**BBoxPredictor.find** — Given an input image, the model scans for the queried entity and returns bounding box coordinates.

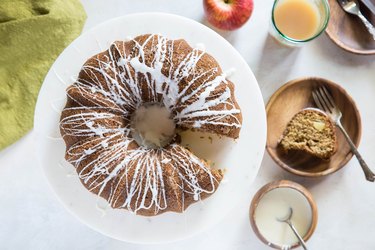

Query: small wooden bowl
[325,0,375,55]
[266,77,362,177]
[249,180,318,249]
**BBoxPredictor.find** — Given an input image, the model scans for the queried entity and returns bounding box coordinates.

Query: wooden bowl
[325,0,375,55]
[249,180,318,249]
[266,77,362,177]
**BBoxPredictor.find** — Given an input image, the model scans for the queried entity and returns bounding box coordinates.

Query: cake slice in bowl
[279,108,337,160]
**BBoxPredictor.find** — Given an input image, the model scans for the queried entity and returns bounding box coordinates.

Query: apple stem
[224,0,231,3]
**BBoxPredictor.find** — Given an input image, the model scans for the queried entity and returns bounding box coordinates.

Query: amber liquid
[274,0,320,40]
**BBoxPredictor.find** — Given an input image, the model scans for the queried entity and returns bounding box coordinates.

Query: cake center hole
[131,103,176,148]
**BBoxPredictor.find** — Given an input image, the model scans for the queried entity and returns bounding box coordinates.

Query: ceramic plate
[34,13,266,243]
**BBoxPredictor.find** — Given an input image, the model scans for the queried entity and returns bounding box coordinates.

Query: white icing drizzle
[47,135,63,140]
[60,34,241,215]
[94,36,103,51]
[50,98,66,115]
[195,43,206,51]
[224,67,236,78]
[96,197,110,217]
[73,44,83,55]
[53,68,69,86]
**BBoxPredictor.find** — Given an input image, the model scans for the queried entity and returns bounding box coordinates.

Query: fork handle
[336,122,375,182]
[357,11,375,41]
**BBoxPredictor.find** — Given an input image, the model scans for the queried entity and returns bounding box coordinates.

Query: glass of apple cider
[270,0,330,46]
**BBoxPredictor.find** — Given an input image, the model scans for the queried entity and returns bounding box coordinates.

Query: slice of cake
[279,108,337,159]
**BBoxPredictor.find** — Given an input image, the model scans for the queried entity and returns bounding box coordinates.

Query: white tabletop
[1,0,374,249]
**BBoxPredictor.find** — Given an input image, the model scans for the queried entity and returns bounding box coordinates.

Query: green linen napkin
[0,0,86,150]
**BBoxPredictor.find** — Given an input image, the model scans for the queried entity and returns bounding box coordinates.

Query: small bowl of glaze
[249,180,318,249]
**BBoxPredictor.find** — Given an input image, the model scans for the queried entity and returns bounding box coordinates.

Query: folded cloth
[0,0,86,150]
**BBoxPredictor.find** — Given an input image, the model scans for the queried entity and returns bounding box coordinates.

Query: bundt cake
[279,108,337,160]
[60,34,242,216]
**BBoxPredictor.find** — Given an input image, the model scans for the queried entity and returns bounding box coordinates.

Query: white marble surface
[1,0,374,249]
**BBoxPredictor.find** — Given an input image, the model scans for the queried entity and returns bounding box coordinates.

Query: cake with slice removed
[59,34,242,216]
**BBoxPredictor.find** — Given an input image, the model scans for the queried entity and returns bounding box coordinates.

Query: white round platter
[34,12,266,244]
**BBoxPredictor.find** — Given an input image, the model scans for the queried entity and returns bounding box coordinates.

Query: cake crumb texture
[279,109,337,159]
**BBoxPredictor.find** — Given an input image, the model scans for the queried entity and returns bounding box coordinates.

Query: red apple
[203,0,254,31]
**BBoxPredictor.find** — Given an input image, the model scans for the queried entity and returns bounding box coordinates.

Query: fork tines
[312,86,335,113]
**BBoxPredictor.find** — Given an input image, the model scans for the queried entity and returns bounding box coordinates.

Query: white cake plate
[34,12,266,244]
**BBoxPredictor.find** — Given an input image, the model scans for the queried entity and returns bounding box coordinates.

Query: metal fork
[337,0,375,40]
[312,86,375,182]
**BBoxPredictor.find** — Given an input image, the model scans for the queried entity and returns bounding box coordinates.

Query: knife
[337,0,375,40]
[359,0,375,15]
